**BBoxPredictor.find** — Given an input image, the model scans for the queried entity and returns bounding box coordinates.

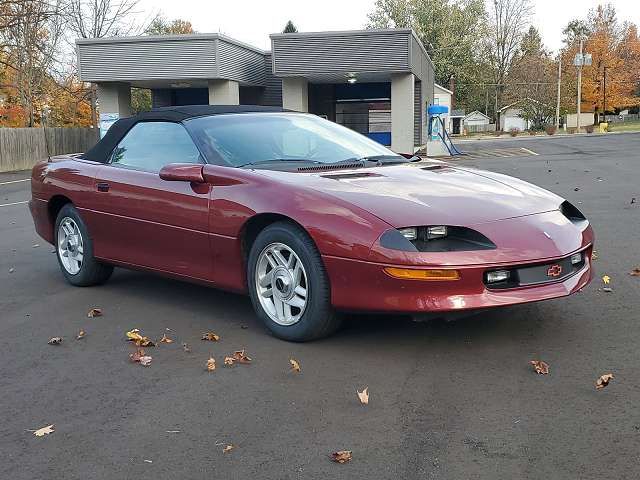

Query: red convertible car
[30,105,594,341]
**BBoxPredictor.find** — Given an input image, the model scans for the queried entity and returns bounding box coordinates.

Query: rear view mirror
[159,163,205,183]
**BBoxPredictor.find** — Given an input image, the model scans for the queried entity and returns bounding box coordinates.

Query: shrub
[494,130,503,137]
[528,129,537,135]
[509,128,520,137]
[545,125,557,135]
[567,127,577,134]
[585,125,594,133]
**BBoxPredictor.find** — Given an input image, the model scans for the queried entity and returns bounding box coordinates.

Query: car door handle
[96,182,110,192]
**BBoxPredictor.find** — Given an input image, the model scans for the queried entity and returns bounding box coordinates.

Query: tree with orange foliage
[561,5,640,116]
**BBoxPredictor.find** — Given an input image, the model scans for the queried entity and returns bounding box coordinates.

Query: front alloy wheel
[247,221,341,341]
[255,242,309,325]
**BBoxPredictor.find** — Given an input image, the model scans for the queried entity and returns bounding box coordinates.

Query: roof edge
[76,32,267,55]
[269,28,413,39]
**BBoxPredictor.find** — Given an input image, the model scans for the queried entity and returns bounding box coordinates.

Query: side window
[110,122,202,172]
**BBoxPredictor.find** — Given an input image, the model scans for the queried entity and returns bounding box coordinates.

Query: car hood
[260,162,564,228]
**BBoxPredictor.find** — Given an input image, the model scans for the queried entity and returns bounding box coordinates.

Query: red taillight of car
[383,267,460,281]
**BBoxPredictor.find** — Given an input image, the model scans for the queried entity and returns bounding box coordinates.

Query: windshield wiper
[238,159,324,168]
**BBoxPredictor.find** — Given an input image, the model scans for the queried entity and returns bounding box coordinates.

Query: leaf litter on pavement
[530,360,550,374]
[32,425,55,437]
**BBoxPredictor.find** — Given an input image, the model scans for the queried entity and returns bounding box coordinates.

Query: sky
[138,0,640,53]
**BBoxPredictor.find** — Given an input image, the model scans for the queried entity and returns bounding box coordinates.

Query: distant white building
[463,110,491,127]
[499,103,529,131]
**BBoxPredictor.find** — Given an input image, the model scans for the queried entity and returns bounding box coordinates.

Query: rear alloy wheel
[58,217,84,275]
[55,204,113,286]
[248,222,341,341]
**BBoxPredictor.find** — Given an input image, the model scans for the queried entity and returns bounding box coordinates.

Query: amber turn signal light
[383,267,461,281]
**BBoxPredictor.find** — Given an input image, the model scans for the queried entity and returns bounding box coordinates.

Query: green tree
[283,20,298,33]
[367,0,488,111]
[504,26,556,118]
[146,16,195,35]
[131,88,152,113]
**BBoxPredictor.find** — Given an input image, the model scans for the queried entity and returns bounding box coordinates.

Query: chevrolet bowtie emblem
[547,264,563,277]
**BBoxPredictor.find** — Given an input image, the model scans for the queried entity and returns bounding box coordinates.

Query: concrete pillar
[391,73,415,154]
[208,80,239,105]
[281,77,308,112]
[96,82,132,118]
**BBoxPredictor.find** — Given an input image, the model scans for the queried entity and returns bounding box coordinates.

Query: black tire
[54,204,113,286]
[247,221,341,341]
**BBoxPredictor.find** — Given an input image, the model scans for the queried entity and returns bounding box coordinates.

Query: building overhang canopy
[76,33,267,86]
[270,29,433,84]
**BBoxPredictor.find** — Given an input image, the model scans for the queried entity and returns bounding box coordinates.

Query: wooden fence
[0,127,99,173]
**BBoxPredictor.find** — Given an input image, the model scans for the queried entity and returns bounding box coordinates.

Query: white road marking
[0,178,30,186]
[520,147,539,156]
[0,200,29,208]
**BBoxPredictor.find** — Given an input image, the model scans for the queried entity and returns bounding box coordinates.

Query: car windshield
[186,113,404,168]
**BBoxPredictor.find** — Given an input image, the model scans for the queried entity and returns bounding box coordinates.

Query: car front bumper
[323,244,594,314]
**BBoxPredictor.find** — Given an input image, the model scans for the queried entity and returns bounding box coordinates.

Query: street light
[573,39,591,132]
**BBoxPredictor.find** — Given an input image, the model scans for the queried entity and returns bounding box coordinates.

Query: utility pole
[603,66,608,122]
[556,54,562,129]
[577,37,583,132]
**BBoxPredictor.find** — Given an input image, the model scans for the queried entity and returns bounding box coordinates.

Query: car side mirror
[159,163,205,183]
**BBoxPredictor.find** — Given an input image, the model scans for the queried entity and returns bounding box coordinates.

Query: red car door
[83,121,212,281]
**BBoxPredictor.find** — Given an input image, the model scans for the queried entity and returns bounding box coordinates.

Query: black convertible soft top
[82,105,287,163]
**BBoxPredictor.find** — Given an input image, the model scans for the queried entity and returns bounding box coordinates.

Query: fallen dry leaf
[182,343,191,353]
[33,424,55,437]
[596,373,614,390]
[76,329,86,340]
[139,355,152,366]
[48,337,63,345]
[603,287,613,293]
[223,444,234,453]
[592,250,598,260]
[125,329,155,347]
[201,332,220,342]
[159,333,173,344]
[331,450,352,464]
[602,275,611,285]
[139,338,155,347]
[126,329,142,342]
[232,349,252,364]
[129,348,144,362]
[289,358,301,373]
[224,356,235,366]
[357,387,369,405]
[530,360,550,375]
[206,357,216,372]
[8,267,15,273]
[630,267,640,277]
[87,308,102,318]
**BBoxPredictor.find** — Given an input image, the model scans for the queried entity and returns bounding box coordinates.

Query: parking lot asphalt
[2,133,640,479]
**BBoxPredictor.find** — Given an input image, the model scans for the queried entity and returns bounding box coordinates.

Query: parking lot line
[0,178,30,186]
[0,200,28,208]
[520,147,539,156]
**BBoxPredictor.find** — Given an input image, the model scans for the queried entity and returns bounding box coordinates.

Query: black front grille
[484,253,586,290]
